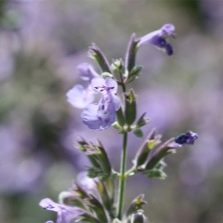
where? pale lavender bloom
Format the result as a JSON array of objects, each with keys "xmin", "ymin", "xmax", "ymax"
[
  {"xmin": 77, "ymin": 63, "xmax": 99, "ymax": 81},
  {"xmin": 139, "ymin": 24, "xmax": 175, "ymax": 55},
  {"xmin": 81, "ymin": 77, "xmax": 121, "ymax": 129},
  {"xmin": 39, "ymin": 198, "xmax": 84, "ymax": 223},
  {"xmin": 81, "ymin": 104, "xmax": 102, "ymax": 129},
  {"xmin": 66, "ymin": 85, "xmax": 95, "ymax": 109},
  {"xmin": 67, "ymin": 75, "xmax": 121, "ymax": 129}
]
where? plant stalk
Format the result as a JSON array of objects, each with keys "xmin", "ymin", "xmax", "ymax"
[{"xmin": 117, "ymin": 131, "xmax": 128, "ymax": 219}]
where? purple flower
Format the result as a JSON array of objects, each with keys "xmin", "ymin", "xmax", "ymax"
[
  {"xmin": 67, "ymin": 75, "xmax": 121, "ymax": 129},
  {"xmin": 138, "ymin": 24, "xmax": 175, "ymax": 55},
  {"xmin": 175, "ymin": 131, "xmax": 198, "ymax": 145},
  {"xmin": 39, "ymin": 198, "xmax": 84, "ymax": 223},
  {"xmin": 66, "ymin": 64, "xmax": 99, "ymax": 109},
  {"xmin": 81, "ymin": 77, "xmax": 121, "ymax": 129},
  {"xmin": 66, "ymin": 85, "xmax": 95, "ymax": 109}
]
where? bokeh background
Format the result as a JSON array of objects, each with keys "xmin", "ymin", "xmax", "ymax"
[{"xmin": 0, "ymin": 0, "xmax": 223, "ymax": 222}]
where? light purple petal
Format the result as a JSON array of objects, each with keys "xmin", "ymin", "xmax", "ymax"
[
  {"xmin": 90, "ymin": 77, "xmax": 118, "ymax": 94},
  {"xmin": 111, "ymin": 94, "xmax": 122, "ymax": 111},
  {"xmin": 66, "ymin": 85, "xmax": 94, "ymax": 109},
  {"xmin": 39, "ymin": 198, "xmax": 84, "ymax": 223},
  {"xmin": 97, "ymin": 94, "xmax": 116, "ymax": 129},
  {"xmin": 139, "ymin": 30, "xmax": 161, "ymax": 46},
  {"xmin": 90, "ymin": 78, "xmax": 106, "ymax": 93},
  {"xmin": 81, "ymin": 104, "xmax": 102, "ymax": 129},
  {"xmin": 77, "ymin": 63, "xmax": 99, "ymax": 81},
  {"xmin": 39, "ymin": 198, "xmax": 61, "ymax": 212},
  {"xmin": 104, "ymin": 78, "xmax": 118, "ymax": 93},
  {"xmin": 160, "ymin": 24, "xmax": 175, "ymax": 37}
]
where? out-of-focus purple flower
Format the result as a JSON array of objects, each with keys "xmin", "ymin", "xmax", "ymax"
[
  {"xmin": 76, "ymin": 172, "xmax": 97, "ymax": 193},
  {"xmin": 175, "ymin": 131, "xmax": 198, "ymax": 145},
  {"xmin": 77, "ymin": 63, "xmax": 99, "ymax": 81},
  {"xmin": 66, "ymin": 85, "xmax": 95, "ymax": 109},
  {"xmin": 138, "ymin": 24, "xmax": 175, "ymax": 55},
  {"xmin": 39, "ymin": 198, "xmax": 84, "ymax": 223}
]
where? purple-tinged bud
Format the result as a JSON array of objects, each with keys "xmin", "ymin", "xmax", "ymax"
[
  {"xmin": 138, "ymin": 23, "xmax": 175, "ymax": 56},
  {"xmin": 175, "ymin": 131, "xmax": 198, "ymax": 145}
]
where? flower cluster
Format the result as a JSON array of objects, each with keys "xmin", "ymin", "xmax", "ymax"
[
  {"xmin": 40, "ymin": 24, "xmax": 198, "ymax": 223},
  {"xmin": 67, "ymin": 67, "xmax": 121, "ymax": 129},
  {"xmin": 66, "ymin": 24, "xmax": 176, "ymax": 130}
]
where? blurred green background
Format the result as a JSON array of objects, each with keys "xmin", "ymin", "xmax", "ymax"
[{"xmin": 0, "ymin": 0, "xmax": 223, "ymax": 222}]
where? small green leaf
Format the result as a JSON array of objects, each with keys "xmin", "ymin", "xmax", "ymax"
[
  {"xmin": 144, "ymin": 138, "xmax": 178, "ymax": 170},
  {"xmin": 116, "ymin": 108, "xmax": 125, "ymax": 126},
  {"xmin": 136, "ymin": 112, "xmax": 149, "ymax": 128},
  {"xmin": 132, "ymin": 129, "xmax": 159, "ymax": 168},
  {"xmin": 126, "ymin": 194, "xmax": 147, "ymax": 216},
  {"xmin": 143, "ymin": 169, "xmax": 167, "ymax": 180},
  {"xmin": 127, "ymin": 66, "xmax": 142, "ymax": 83},
  {"xmin": 125, "ymin": 90, "xmax": 137, "ymax": 126},
  {"xmin": 76, "ymin": 140, "xmax": 112, "ymax": 180},
  {"xmin": 133, "ymin": 128, "xmax": 144, "ymax": 138},
  {"xmin": 89, "ymin": 43, "xmax": 111, "ymax": 73},
  {"xmin": 125, "ymin": 33, "xmax": 139, "ymax": 74}
]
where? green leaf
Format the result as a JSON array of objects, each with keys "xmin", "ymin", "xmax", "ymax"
[
  {"xmin": 125, "ymin": 33, "xmax": 139, "ymax": 74},
  {"xmin": 73, "ymin": 185, "xmax": 108, "ymax": 223},
  {"xmin": 59, "ymin": 191, "xmax": 85, "ymax": 209},
  {"xmin": 127, "ymin": 65, "xmax": 142, "ymax": 83},
  {"xmin": 89, "ymin": 43, "xmax": 111, "ymax": 73},
  {"xmin": 144, "ymin": 138, "xmax": 179, "ymax": 170},
  {"xmin": 132, "ymin": 129, "xmax": 160, "ymax": 168},
  {"xmin": 116, "ymin": 107, "xmax": 126, "ymax": 126},
  {"xmin": 96, "ymin": 180, "xmax": 115, "ymax": 218},
  {"xmin": 143, "ymin": 168, "xmax": 167, "ymax": 180},
  {"xmin": 136, "ymin": 112, "xmax": 149, "ymax": 128},
  {"xmin": 126, "ymin": 194, "xmax": 147, "ymax": 216},
  {"xmin": 125, "ymin": 90, "xmax": 137, "ymax": 126},
  {"xmin": 133, "ymin": 128, "xmax": 144, "ymax": 138},
  {"xmin": 77, "ymin": 140, "xmax": 112, "ymax": 180}
]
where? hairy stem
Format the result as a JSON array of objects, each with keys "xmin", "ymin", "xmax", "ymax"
[{"xmin": 117, "ymin": 131, "xmax": 128, "ymax": 219}]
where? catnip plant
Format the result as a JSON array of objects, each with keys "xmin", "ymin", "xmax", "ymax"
[{"xmin": 39, "ymin": 24, "xmax": 198, "ymax": 223}]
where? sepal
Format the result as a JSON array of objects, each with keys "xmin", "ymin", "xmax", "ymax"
[
  {"xmin": 89, "ymin": 43, "xmax": 111, "ymax": 73},
  {"xmin": 143, "ymin": 160, "xmax": 167, "ymax": 180},
  {"xmin": 126, "ymin": 194, "xmax": 147, "ymax": 216},
  {"xmin": 125, "ymin": 90, "xmax": 137, "ymax": 126},
  {"xmin": 125, "ymin": 33, "xmax": 140, "ymax": 77},
  {"xmin": 132, "ymin": 129, "xmax": 161, "ymax": 168},
  {"xmin": 127, "ymin": 66, "xmax": 142, "ymax": 83},
  {"xmin": 77, "ymin": 139, "xmax": 112, "ymax": 180},
  {"xmin": 116, "ymin": 107, "xmax": 126, "ymax": 127}
]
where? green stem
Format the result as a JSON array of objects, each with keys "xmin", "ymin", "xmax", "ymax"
[{"xmin": 117, "ymin": 131, "xmax": 128, "ymax": 219}]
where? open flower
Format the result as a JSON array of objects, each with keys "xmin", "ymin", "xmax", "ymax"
[
  {"xmin": 39, "ymin": 198, "xmax": 84, "ymax": 223},
  {"xmin": 67, "ymin": 74, "xmax": 121, "ymax": 129},
  {"xmin": 81, "ymin": 77, "xmax": 121, "ymax": 129},
  {"xmin": 138, "ymin": 24, "xmax": 175, "ymax": 55},
  {"xmin": 66, "ymin": 84, "xmax": 95, "ymax": 109}
]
